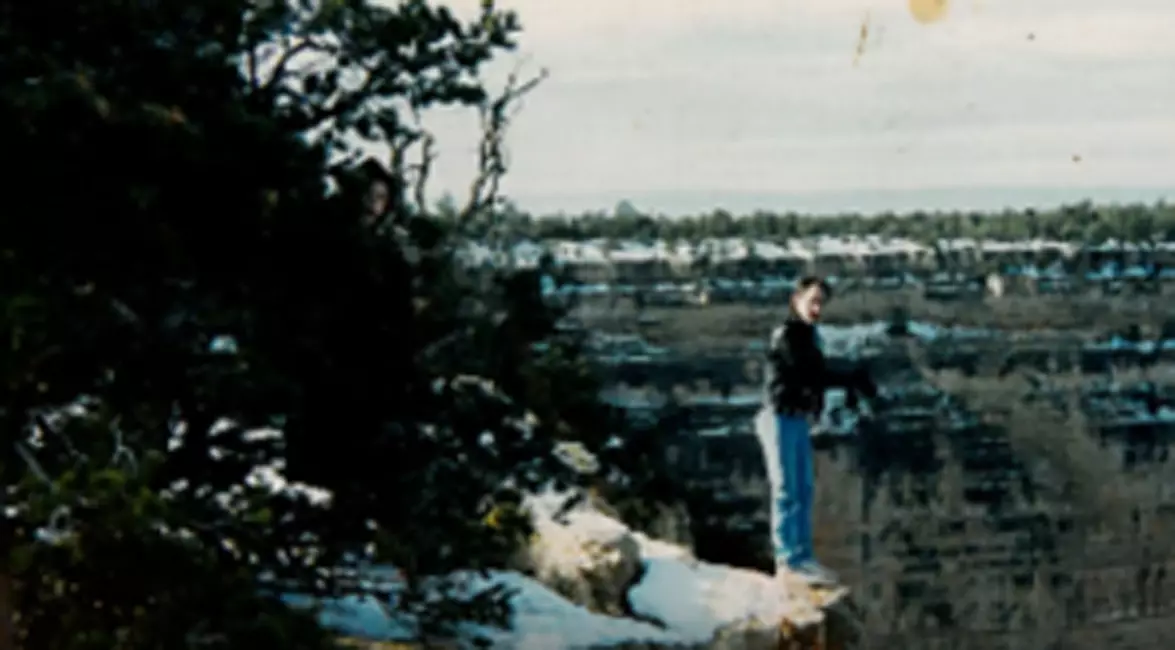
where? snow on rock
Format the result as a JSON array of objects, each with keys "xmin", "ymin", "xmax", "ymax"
[
  {"xmin": 518, "ymin": 490, "xmax": 844, "ymax": 650},
  {"xmin": 285, "ymin": 571, "xmax": 677, "ymax": 649},
  {"xmin": 312, "ymin": 488, "xmax": 849, "ymax": 650},
  {"xmin": 462, "ymin": 571, "xmax": 679, "ymax": 650},
  {"xmin": 627, "ymin": 531, "xmax": 825, "ymax": 647},
  {"xmin": 513, "ymin": 489, "xmax": 642, "ymax": 616}
]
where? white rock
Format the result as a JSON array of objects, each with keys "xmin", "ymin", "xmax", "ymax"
[
  {"xmin": 303, "ymin": 489, "xmax": 848, "ymax": 650},
  {"xmin": 516, "ymin": 490, "xmax": 642, "ymax": 616},
  {"xmin": 628, "ymin": 534, "xmax": 825, "ymax": 649}
]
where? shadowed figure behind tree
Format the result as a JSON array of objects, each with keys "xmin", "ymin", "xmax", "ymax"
[{"xmin": 0, "ymin": 2, "xmax": 635, "ymax": 649}]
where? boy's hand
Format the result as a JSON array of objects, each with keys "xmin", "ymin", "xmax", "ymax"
[
  {"xmin": 845, "ymin": 388, "xmax": 873, "ymax": 416},
  {"xmin": 856, "ymin": 396, "xmax": 875, "ymax": 419},
  {"xmin": 852, "ymin": 364, "xmax": 878, "ymax": 400}
]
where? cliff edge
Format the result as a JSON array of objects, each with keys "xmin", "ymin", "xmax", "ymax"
[{"xmin": 322, "ymin": 488, "xmax": 862, "ymax": 650}]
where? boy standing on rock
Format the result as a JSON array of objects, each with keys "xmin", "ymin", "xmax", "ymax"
[{"xmin": 756, "ymin": 276, "xmax": 877, "ymax": 587}]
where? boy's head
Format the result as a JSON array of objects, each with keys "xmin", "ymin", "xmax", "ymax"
[
  {"xmin": 358, "ymin": 158, "xmax": 394, "ymax": 225},
  {"xmin": 789, "ymin": 275, "xmax": 831, "ymax": 324},
  {"xmin": 363, "ymin": 178, "xmax": 391, "ymax": 222}
]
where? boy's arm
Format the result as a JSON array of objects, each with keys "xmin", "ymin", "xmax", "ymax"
[
  {"xmin": 822, "ymin": 359, "xmax": 879, "ymax": 399},
  {"xmin": 768, "ymin": 325, "xmax": 819, "ymax": 376},
  {"xmin": 766, "ymin": 325, "xmax": 794, "ymax": 366},
  {"xmin": 765, "ymin": 325, "xmax": 798, "ymax": 399}
]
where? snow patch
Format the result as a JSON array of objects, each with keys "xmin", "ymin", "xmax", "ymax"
[{"xmin": 296, "ymin": 490, "xmax": 829, "ymax": 648}]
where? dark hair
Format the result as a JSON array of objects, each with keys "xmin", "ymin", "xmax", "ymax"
[
  {"xmin": 359, "ymin": 157, "xmax": 394, "ymax": 185},
  {"xmin": 789, "ymin": 275, "xmax": 831, "ymax": 314}
]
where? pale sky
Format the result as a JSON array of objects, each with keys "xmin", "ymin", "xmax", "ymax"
[{"xmin": 415, "ymin": 0, "xmax": 1175, "ymax": 215}]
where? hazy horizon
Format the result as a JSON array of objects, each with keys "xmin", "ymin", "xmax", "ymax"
[
  {"xmin": 391, "ymin": 0, "xmax": 1175, "ymax": 216},
  {"xmin": 499, "ymin": 185, "xmax": 1174, "ymax": 218}
]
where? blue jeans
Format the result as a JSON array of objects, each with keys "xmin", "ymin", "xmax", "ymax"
[{"xmin": 754, "ymin": 409, "xmax": 814, "ymax": 568}]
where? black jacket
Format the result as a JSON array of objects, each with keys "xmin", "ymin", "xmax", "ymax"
[{"xmin": 764, "ymin": 318, "xmax": 878, "ymax": 417}]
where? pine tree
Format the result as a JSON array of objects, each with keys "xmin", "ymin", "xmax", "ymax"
[{"xmin": 0, "ymin": 1, "xmax": 630, "ymax": 647}]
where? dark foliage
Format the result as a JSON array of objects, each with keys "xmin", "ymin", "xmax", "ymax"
[
  {"xmin": 0, "ymin": 1, "xmax": 637, "ymax": 648},
  {"xmin": 462, "ymin": 200, "xmax": 1175, "ymax": 244}
]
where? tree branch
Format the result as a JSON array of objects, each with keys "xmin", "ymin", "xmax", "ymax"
[
  {"xmin": 256, "ymin": 37, "xmax": 338, "ymax": 94},
  {"xmin": 247, "ymin": 47, "xmax": 259, "ymax": 90},
  {"xmin": 460, "ymin": 64, "xmax": 548, "ymax": 225},
  {"xmin": 401, "ymin": 104, "xmax": 436, "ymax": 217},
  {"xmin": 411, "ymin": 132, "xmax": 435, "ymax": 217},
  {"xmin": 301, "ymin": 61, "xmax": 384, "ymax": 130}
]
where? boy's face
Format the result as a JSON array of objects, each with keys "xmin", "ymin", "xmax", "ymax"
[
  {"xmin": 364, "ymin": 179, "xmax": 390, "ymax": 222},
  {"xmin": 794, "ymin": 285, "xmax": 826, "ymax": 324}
]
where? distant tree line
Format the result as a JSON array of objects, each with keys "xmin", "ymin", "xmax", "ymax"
[{"xmin": 465, "ymin": 199, "xmax": 1175, "ymax": 244}]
